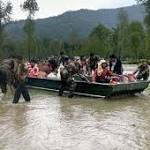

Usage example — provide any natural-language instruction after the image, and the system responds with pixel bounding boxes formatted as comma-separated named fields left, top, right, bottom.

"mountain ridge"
left=6, top=4, right=145, bottom=41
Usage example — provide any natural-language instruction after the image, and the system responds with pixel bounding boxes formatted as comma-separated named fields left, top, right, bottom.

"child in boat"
left=94, top=60, right=113, bottom=83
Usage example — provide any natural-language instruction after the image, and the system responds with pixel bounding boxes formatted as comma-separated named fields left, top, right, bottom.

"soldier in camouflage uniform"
left=0, top=58, right=18, bottom=94
left=59, top=60, right=89, bottom=98
left=12, top=57, right=30, bottom=104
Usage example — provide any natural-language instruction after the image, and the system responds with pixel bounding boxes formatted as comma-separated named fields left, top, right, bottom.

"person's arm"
left=133, top=66, right=140, bottom=75
left=77, top=73, right=91, bottom=83
left=109, top=61, right=112, bottom=71
left=108, top=70, right=118, bottom=76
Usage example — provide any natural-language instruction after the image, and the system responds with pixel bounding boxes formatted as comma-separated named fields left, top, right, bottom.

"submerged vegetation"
left=0, top=0, right=150, bottom=61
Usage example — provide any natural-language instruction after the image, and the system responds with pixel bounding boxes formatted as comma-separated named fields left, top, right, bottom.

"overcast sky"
left=5, top=0, right=136, bottom=20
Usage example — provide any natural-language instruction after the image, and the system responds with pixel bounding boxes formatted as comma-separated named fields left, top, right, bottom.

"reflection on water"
left=0, top=89, right=150, bottom=150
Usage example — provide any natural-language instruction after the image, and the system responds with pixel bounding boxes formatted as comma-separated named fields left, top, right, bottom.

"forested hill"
left=6, top=4, right=145, bottom=40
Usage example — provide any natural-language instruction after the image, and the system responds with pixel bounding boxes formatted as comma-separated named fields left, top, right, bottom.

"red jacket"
left=94, top=68, right=112, bottom=82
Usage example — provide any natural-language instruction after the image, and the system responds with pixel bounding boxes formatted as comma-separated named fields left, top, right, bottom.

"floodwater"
left=0, top=64, right=150, bottom=150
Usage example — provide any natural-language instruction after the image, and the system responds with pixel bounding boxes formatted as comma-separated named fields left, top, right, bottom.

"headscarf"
left=97, top=59, right=106, bottom=76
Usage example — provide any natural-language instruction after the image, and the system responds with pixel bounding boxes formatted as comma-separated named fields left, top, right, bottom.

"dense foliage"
left=21, top=0, right=39, bottom=60
left=0, top=0, right=12, bottom=56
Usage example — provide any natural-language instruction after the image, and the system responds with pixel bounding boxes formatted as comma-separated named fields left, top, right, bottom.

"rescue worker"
left=133, top=61, right=149, bottom=81
left=59, top=59, right=89, bottom=98
left=58, top=51, right=65, bottom=65
left=12, top=57, right=30, bottom=104
left=0, top=58, right=18, bottom=95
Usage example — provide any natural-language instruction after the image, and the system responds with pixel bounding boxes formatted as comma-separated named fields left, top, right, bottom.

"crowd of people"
left=26, top=53, right=149, bottom=84
left=25, top=52, right=149, bottom=98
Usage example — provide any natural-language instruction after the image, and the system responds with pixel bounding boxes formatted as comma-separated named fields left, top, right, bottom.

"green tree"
left=21, top=0, right=39, bottom=60
left=128, top=21, right=145, bottom=59
left=111, top=27, right=119, bottom=54
left=0, top=1, right=12, bottom=56
left=68, top=31, right=80, bottom=56
left=137, top=0, right=150, bottom=58
left=117, top=8, right=129, bottom=58
left=81, top=24, right=112, bottom=57
left=137, top=0, right=150, bottom=29
left=22, top=0, right=39, bottom=18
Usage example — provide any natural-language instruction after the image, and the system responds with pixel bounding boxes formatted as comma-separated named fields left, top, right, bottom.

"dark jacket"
left=109, top=59, right=123, bottom=75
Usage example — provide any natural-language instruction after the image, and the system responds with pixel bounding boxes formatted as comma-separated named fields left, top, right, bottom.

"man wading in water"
left=12, top=56, right=30, bottom=104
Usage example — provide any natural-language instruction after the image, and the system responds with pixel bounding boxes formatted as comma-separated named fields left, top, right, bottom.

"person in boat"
left=78, top=56, right=89, bottom=75
left=29, top=63, right=40, bottom=77
left=58, top=51, right=66, bottom=65
left=26, top=62, right=32, bottom=74
left=109, top=54, right=123, bottom=75
left=59, top=59, right=89, bottom=98
left=133, top=61, right=149, bottom=81
left=28, top=59, right=37, bottom=77
left=12, top=56, right=30, bottom=104
left=47, top=58, right=59, bottom=79
left=48, top=57, right=58, bottom=72
left=59, top=59, right=76, bottom=98
left=88, top=53, right=98, bottom=75
left=94, top=60, right=113, bottom=83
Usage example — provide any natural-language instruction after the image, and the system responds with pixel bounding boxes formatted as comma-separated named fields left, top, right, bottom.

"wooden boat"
left=26, top=77, right=150, bottom=98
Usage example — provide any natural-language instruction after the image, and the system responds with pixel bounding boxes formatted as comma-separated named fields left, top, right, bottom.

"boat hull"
left=26, top=77, right=150, bottom=98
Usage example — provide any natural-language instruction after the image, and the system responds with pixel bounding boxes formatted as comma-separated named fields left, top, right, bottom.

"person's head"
left=80, top=55, right=84, bottom=61
left=63, top=56, right=69, bottom=66
left=141, top=60, right=148, bottom=65
left=101, top=62, right=108, bottom=69
left=109, top=54, right=117, bottom=63
left=98, top=60, right=107, bottom=70
left=9, top=59, right=15, bottom=70
left=68, top=61, right=76, bottom=71
left=74, top=61, right=80, bottom=71
left=80, top=56, right=86, bottom=64
left=90, top=53, right=94, bottom=58
left=60, top=51, right=64, bottom=56
left=15, top=55, right=24, bottom=64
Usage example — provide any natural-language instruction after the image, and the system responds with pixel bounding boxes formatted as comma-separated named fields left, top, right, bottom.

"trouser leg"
left=59, top=81, right=66, bottom=96
left=21, top=83, right=30, bottom=102
left=68, top=80, right=77, bottom=98
left=12, top=83, right=22, bottom=103
left=0, top=83, right=7, bottom=94
left=0, top=71, right=7, bottom=94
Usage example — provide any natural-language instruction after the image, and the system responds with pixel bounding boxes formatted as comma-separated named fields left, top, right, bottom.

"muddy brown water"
left=0, top=64, right=150, bottom=150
